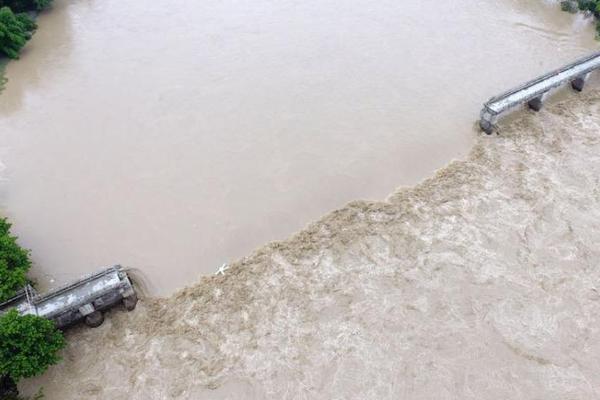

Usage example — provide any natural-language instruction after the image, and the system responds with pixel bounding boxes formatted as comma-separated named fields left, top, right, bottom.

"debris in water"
left=215, top=263, right=229, bottom=276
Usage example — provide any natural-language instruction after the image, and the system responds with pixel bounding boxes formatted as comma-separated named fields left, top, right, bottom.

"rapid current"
left=3, top=0, right=600, bottom=398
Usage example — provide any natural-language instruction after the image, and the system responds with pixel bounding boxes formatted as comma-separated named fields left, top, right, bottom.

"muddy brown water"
left=23, top=88, right=600, bottom=399
left=4, top=0, right=600, bottom=398
left=0, top=0, right=597, bottom=295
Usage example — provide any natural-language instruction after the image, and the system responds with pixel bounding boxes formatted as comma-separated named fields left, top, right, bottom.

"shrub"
left=577, top=0, right=600, bottom=14
left=0, top=0, right=51, bottom=13
left=561, top=1, right=579, bottom=13
left=562, top=0, right=600, bottom=37
left=33, top=0, right=51, bottom=10
left=0, top=7, right=36, bottom=59
left=0, top=310, right=65, bottom=382
left=0, top=218, right=31, bottom=302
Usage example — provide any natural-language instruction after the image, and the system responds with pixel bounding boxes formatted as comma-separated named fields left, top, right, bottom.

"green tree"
left=562, top=0, right=600, bottom=36
left=561, top=1, right=580, bottom=12
left=0, top=218, right=31, bottom=303
left=577, top=0, right=600, bottom=14
left=0, top=310, right=65, bottom=389
left=0, top=7, right=36, bottom=59
left=0, top=0, right=51, bottom=13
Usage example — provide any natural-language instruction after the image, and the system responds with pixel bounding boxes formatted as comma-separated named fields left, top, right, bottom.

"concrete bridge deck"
left=0, top=266, right=137, bottom=328
left=480, top=51, right=600, bottom=134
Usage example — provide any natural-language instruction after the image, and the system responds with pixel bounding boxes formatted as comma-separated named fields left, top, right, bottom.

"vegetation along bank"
left=0, top=219, right=65, bottom=399
left=562, top=0, right=600, bottom=35
left=0, top=0, right=53, bottom=59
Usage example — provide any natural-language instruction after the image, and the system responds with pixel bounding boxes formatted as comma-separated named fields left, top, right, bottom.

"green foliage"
left=0, top=310, right=65, bottom=382
left=0, top=7, right=36, bottom=59
left=0, top=67, right=7, bottom=93
left=0, top=0, right=51, bottom=13
left=561, top=0, right=578, bottom=12
left=0, top=221, right=53, bottom=399
left=561, top=0, right=580, bottom=13
left=560, top=0, right=600, bottom=15
left=0, top=218, right=31, bottom=302
left=561, top=0, right=600, bottom=37
left=34, top=0, right=51, bottom=11
left=577, top=0, right=600, bottom=14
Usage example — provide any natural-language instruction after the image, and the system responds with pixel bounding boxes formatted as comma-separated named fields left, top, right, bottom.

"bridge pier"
left=479, top=109, right=497, bottom=135
left=480, top=118, right=495, bottom=135
left=527, top=94, right=546, bottom=112
left=571, top=72, right=590, bottom=92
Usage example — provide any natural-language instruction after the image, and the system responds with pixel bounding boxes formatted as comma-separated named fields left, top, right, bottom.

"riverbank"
left=22, top=89, right=600, bottom=399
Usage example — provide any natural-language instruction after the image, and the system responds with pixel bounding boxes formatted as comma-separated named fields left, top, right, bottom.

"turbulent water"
left=3, top=0, right=600, bottom=398
left=0, top=0, right=597, bottom=295
left=23, top=92, right=600, bottom=398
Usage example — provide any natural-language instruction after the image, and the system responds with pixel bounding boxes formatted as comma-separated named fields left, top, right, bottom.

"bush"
left=0, top=0, right=51, bottom=13
left=560, top=0, right=579, bottom=14
left=562, top=0, right=600, bottom=37
left=0, top=7, right=36, bottom=59
left=577, top=0, right=600, bottom=14
left=0, top=222, right=55, bottom=400
left=561, top=1, right=579, bottom=13
left=0, top=310, right=65, bottom=382
left=0, top=219, right=31, bottom=302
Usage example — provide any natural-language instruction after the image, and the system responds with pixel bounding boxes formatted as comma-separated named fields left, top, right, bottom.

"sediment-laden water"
left=0, top=0, right=598, bottom=295
left=22, top=92, right=600, bottom=398
left=3, top=0, right=600, bottom=398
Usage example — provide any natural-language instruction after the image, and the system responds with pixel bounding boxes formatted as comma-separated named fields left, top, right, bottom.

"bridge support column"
left=479, top=109, right=497, bottom=135
left=527, top=94, right=546, bottom=112
left=480, top=118, right=495, bottom=135
left=85, top=311, right=104, bottom=328
left=571, top=73, right=590, bottom=92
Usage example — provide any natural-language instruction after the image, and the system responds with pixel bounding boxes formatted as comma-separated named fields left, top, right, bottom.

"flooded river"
left=0, top=0, right=597, bottom=295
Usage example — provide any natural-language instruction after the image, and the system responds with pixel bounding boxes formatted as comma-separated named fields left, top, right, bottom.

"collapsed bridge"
left=0, top=265, right=137, bottom=329
left=480, top=51, right=600, bottom=134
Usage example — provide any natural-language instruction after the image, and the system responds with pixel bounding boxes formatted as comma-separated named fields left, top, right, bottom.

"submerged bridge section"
left=0, top=266, right=137, bottom=328
left=480, top=51, right=600, bottom=134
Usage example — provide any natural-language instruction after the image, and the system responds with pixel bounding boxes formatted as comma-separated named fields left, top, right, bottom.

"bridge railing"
left=0, top=265, right=137, bottom=329
left=480, top=51, right=600, bottom=134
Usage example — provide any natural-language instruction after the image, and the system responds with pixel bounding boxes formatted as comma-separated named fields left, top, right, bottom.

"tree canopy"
left=0, top=7, right=36, bottom=59
left=0, top=218, right=32, bottom=302
left=574, top=0, right=600, bottom=14
left=0, top=0, right=51, bottom=59
left=561, top=0, right=600, bottom=35
left=0, top=310, right=65, bottom=382
left=0, top=0, right=50, bottom=13
left=0, top=221, right=61, bottom=398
